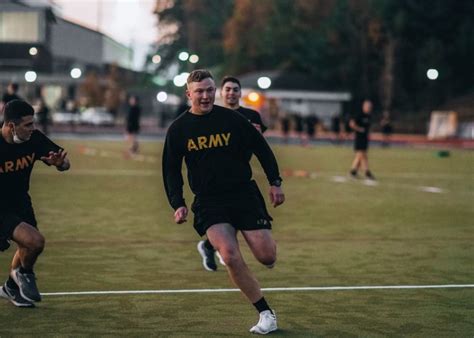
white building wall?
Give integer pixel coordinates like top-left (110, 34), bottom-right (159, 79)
top-left (50, 18), bottom-right (102, 66)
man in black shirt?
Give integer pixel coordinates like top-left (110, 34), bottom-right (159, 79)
top-left (0, 100), bottom-right (70, 308)
top-left (349, 99), bottom-right (375, 180)
top-left (0, 83), bottom-right (22, 123)
top-left (221, 76), bottom-right (267, 132)
top-left (163, 70), bottom-right (284, 334)
top-left (197, 76), bottom-right (269, 272)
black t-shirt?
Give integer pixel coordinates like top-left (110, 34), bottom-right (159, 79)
top-left (235, 107), bottom-right (267, 133)
top-left (163, 105), bottom-right (281, 210)
top-left (0, 130), bottom-right (62, 211)
top-left (126, 105), bottom-right (141, 131)
top-left (354, 112), bottom-right (371, 138)
top-left (1, 93), bottom-right (21, 104)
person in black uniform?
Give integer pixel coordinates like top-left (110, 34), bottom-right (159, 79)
top-left (1, 83), bottom-right (22, 123)
top-left (196, 76), bottom-right (269, 272)
top-left (349, 99), bottom-right (375, 180)
top-left (1, 83), bottom-right (21, 106)
top-left (0, 100), bottom-right (70, 308)
top-left (380, 110), bottom-right (393, 147)
top-left (125, 95), bottom-right (141, 154)
top-left (163, 70), bottom-right (284, 334)
top-left (221, 76), bottom-right (267, 132)
top-left (35, 98), bottom-right (50, 136)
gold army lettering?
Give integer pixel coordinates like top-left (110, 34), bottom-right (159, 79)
top-left (187, 133), bottom-right (231, 151)
top-left (0, 153), bottom-right (35, 174)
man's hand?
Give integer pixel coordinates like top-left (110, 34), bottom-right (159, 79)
top-left (269, 186), bottom-right (285, 208)
top-left (252, 123), bottom-right (262, 133)
top-left (174, 206), bottom-right (188, 224)
top-left (40, 149), bottom-right (69, 170)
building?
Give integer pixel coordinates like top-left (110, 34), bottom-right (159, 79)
top-left (237, 70), bottom-right (351, 129)
top-left (0, 0), bottom-right (135, 110)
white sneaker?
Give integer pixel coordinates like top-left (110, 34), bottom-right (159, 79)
top-left (249, 310), bottom-right (277, 334)
top-left (215, 250), bottom-right (226, 266)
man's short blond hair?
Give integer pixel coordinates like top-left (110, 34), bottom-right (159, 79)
top-left (187, 69), bottom-right (214, 84)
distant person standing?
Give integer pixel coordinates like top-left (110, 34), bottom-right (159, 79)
top-left (196, 76), bottom-right (269, 272)
top-left (380, 111), bottom-right (393, 147)
top-left (331, 114), bottom-right (342, 143)
top-left (1, 83), bottom-right (22, 119)
top-left (125, 95), bottom-right (141, 154)
top-left (304, 115), bottom-right (319, 145)
top-left (2, 83), bottom-right (22, 105)
top-left (280, 114), bottom-right (290, 143)
top-left (349, 99), bottom-right (375, 180)
top-left (293, 114), bottom-right (304, 144)
top-left (35, 98), bottom-right (50, 136)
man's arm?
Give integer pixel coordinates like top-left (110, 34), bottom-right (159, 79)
top-left (162, 130), bottom-right (186, 212)
top-left (242, 117), bottom-right (285, 207)
top-left (349, 119), bottom-right (364, 133)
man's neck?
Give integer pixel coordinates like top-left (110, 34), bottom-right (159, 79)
top-left (1, 126), bottom-right (13, 144)
top-left (225, 104), bottom-right (240, 110)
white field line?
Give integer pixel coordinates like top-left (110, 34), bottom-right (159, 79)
top-left (41, 284), bottom-right (474, 297)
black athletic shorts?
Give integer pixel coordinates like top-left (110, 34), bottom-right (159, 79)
top-left (354, 134), bottom-right (369, 151)
top-left (0, 205), bottom-right (37, 240)
top-left (191, 182), bottom-right (273, 237)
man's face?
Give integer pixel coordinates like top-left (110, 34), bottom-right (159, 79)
top-left (10, 115), bottom-right (35, 142)
top-left (221, 81), bottom-right (241, 108)
top-left (362, 100), bottom-right (373, 114)
top-left (186, 78), bottom-right (216, 114)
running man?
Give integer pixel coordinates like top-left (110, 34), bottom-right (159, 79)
top-left (349, 99), bottom-right (375, 180)
top-left (163, 70), bottom-right (284, 334)
top-left (0, 100), bottom-right (71, 307)
top-left (197, 75), bottom-right (269, 272)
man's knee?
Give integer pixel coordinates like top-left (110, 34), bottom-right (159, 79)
top-left (258, 253), bottom-right (276, 268)
top-left (255, 244), bottom-right (276, 267)
top-left (218, 247), bottom-right (242, 267)
top-left (23, 232), bottom-right (45, 254)
top-left (13, 223), bottom-right (45, 253)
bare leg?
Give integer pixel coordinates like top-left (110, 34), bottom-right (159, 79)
top-left (207, 223), bottom-right (263, 303)
top-left (11, 223), bottom-right (45, 271)
top-left (351, 152), bottom-right (362, 171)
top-left (360, 151), bottom-right (369, 172)
top-left (241, 229), bottom-right (276, 267)
top-left (10, 249), bottom-right (21, 271)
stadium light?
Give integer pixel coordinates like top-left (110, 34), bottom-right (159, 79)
top-left (173, 72), bottom-right (189, 87)
top-left (257, 76), bottom-right (271, 89)
top-left (178, 51), bottom-right (189, 61)
top-left (189, 54), bottom-right (199, 64)
top-left (427, 69), bottom-right (439, 80)
top-left (152, 54), bottom-right (161, 64)
top-left (70, 68), bottom-right (82, 79)
top-left (156, 91), bottom-right (168, 102)
top-left (29, 47), bottom-right (38, 56)
top-left (25, 71), bottom-right (37, 82)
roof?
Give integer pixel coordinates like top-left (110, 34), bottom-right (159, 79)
top-left (237, 70), bottom-right (349, 92)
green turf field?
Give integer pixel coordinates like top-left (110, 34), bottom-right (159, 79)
top-left (1, 140), bottom-right (473, 336)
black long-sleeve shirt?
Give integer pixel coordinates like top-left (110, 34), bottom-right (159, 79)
top-left (162, 105), bottom-right (281, 210)
top-left (236, 106), bottom-right (268, 133)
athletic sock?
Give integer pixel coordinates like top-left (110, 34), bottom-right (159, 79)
top-left (6, 276), bottom-right (18, 289)
top-left (204, 239), bottom-right (214, 251)
top-left (253, 297), bottom-right (272, 313)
